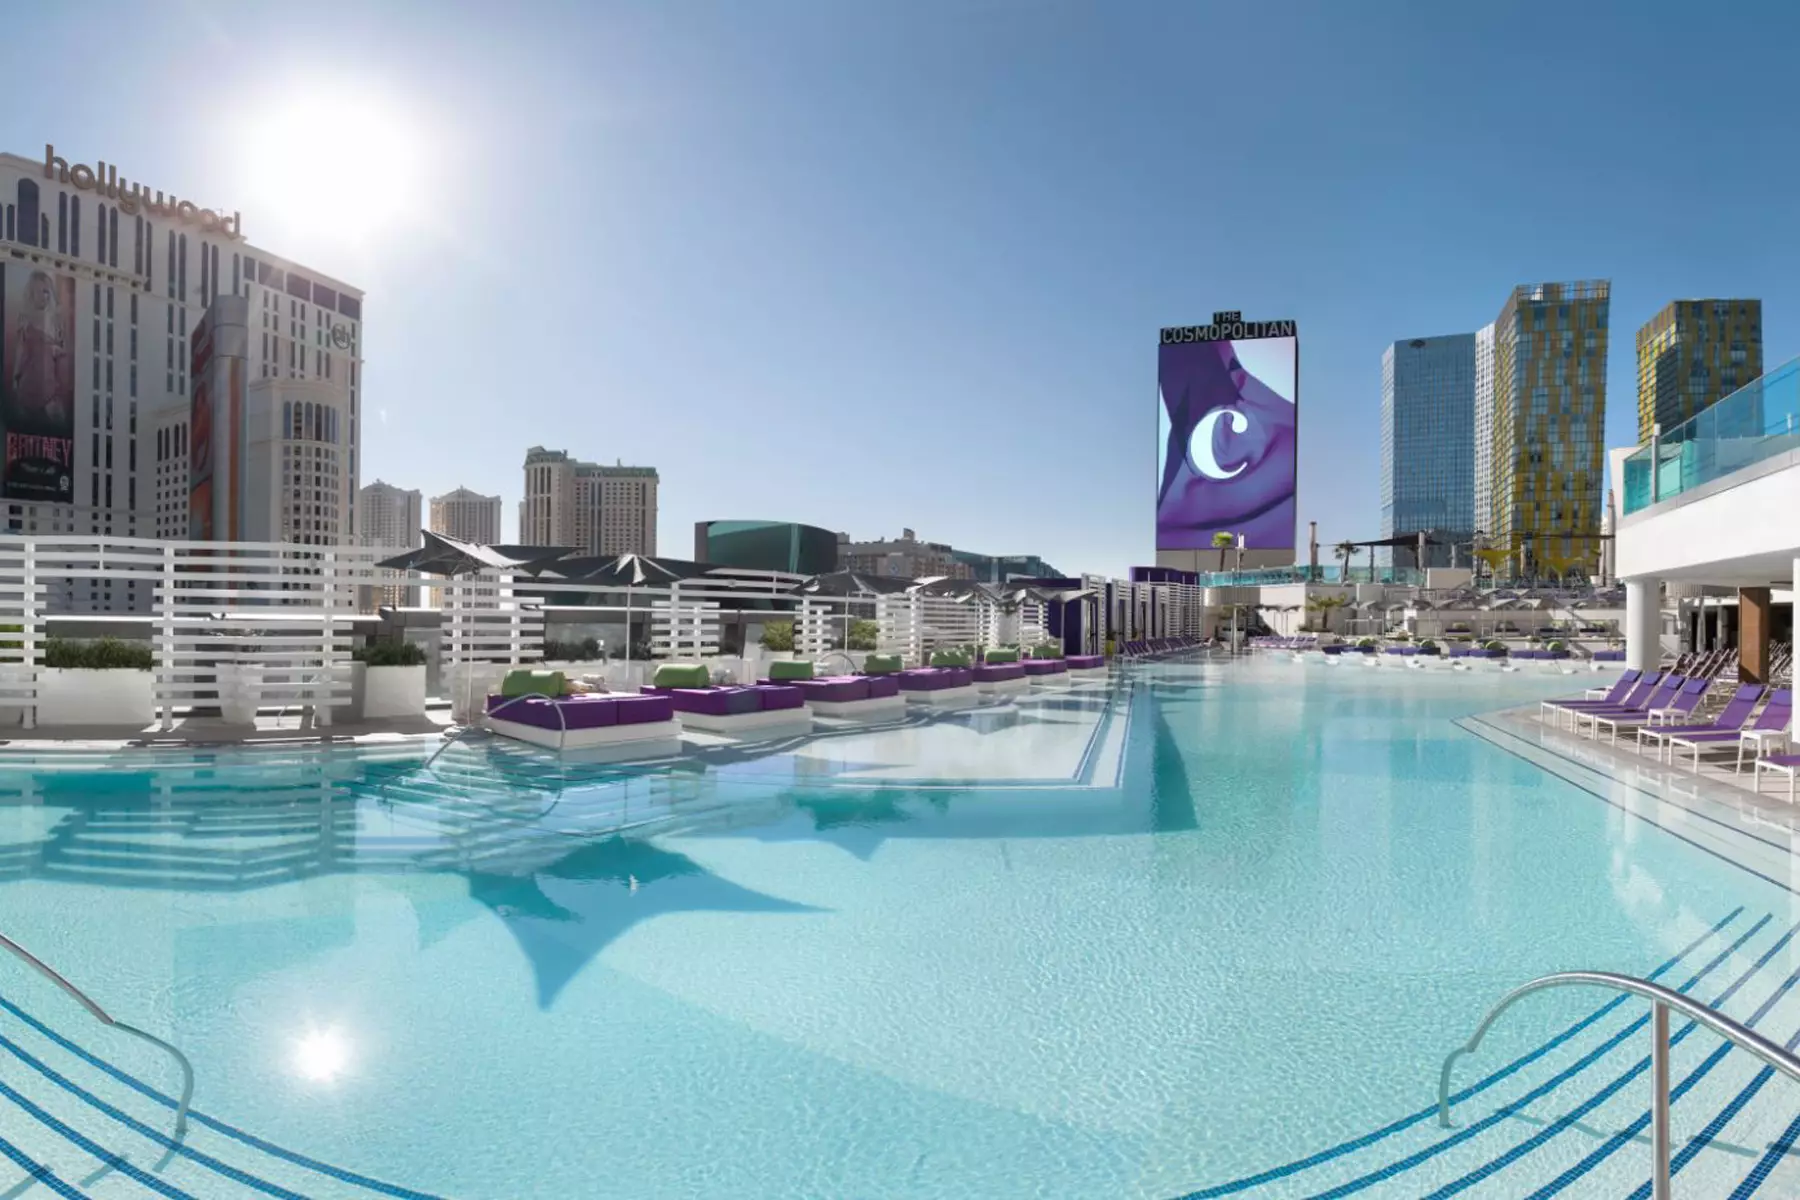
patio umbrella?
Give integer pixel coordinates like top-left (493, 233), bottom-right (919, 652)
top-left (535, 553), bottom-right (715, 666)
top-left (375, 531), bottom-right (575, 577)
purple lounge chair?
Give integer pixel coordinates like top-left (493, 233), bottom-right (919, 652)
top-left (1666, 688), bottom-right (1792, 775)
top-left (1636, 683), bottom-right (1763, 764)
top-left (1569, 674), bottom-right (1684, 738)
top-left (1588, 677), bottom-right (1709, 745)
top-left (1541, 668), bottom-right (1643, 725)
top-left (1547, 671), bottom-right (1664, 730)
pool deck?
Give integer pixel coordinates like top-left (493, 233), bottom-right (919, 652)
top-left (0, 710), bottom-right (453, 752)
top-left (1473, 700), bottom-right (1800, 867)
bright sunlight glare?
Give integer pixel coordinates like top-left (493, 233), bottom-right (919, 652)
top-left (291, 1025), bottom-right (353, 1083)
top-left (235, 86), bottom-right (432, 245)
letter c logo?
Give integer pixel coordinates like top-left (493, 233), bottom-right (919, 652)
top-left (1190, 408), bottom-right (1250, 480)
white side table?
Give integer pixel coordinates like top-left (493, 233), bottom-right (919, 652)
top-left (1739, 730), bottom-right (1789, 774)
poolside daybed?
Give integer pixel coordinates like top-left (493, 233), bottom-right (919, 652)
top-left (484, 669), bottom-right (682, 758)
top-left (641, 663), bottom-right (812, 735)
top-left (896, 666), bottom-right (979, 707)
top-left (755, 660), bottom-right (904, 719)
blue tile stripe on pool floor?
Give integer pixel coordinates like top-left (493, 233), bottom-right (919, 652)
top-left (0, 994), bottom-right (443, 1199)
top-left (0, 1074), bottom-right (197, 1199)
top-left (1304, 913), bottom-right (1775, 1199)
top-left (0, 1025), bottom-right (309, 1199)
top-left (1495, 926), bottom-right (1800, 1197)
top-left (0, 1130), bottom-right (87, 1200)
top-left (1171, 907), bottom-right (1744, 1198)
top-left (1731, 1109), bottom-right (1800, 1198)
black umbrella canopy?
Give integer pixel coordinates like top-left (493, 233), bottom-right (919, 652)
top-left (790, 571), bottom-right (914, 598)
top-left (375, 531), bottom-right (576, 576)
top-left (538, 553), bottom-right (709, 587)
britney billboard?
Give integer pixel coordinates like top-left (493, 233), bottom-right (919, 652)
top-left (1156, 315), bottom-right (1297, 553)
top-left (0, 264), bottom-right (76, 504)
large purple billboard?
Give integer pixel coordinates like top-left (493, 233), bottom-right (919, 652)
top-left (1156, 316), bottom-right (1297, 552)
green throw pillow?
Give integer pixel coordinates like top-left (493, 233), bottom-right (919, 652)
top-left (931, 650), bottom-right (971, 668)
top-left (984, 647), bottom-right (1020, 664)
top-left (863, 654), bottom-right (903, 675)
top-left (768, 660), bottom-right (815, 681)
top-left (652, 663), bottom-right (712, 689)
top-left (502, 669), bottom-right (566, 698)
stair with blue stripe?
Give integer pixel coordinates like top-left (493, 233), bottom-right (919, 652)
top-left (1174, 906), bottom-right (1800, 1198)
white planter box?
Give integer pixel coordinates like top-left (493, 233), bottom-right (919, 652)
top-left (216, 663), bottom-right (262, 724)
top-left (363, 665), bottom-right (426, 719)
top-left (36, 668), bottom-right (154, 727)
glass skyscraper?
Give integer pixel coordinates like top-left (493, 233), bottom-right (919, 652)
top-left (1635, 299), bottom-right (1762, 442)
top-left (1489, 280), bottom-right (1611, 578)
top-left (1379, 333), bottom-right (1476, 567)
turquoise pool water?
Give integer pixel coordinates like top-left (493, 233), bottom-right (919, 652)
top-left (3, 659), bottom-right (1800, 1197)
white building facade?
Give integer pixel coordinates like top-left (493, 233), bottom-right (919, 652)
top-left (0, 144), bottom-right (364, 611)
top-left (520, 446), bottom-right (657, 556)
top-left (430, 486), bottom-right (503, 545)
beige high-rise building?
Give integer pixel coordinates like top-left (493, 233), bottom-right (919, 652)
top-left (429, 486), bottom-right (503, 545)
top-left (357, 479), bottom-right (422, 610)
top-left (520, 446), bottom-right (657, 556)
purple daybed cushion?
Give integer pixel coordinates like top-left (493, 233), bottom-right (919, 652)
top-left (972, 663), bottom-right (1026, 683)
top-left (613, 694), bottom-right (674, 724)
top-left (1023, 659), bottom-right (1067, 675)
top-left (487, 693), bottom-right (676, 731)
top-left (642, 686), bottom-right (762, 716)
top-left (897, 667), bottom-right (972, 691)
top-left (864, 674), bottom-right (900, 699)
top-left (765, 676), bottom-right (869, 703)
top-left (751, 684), bottom-right (805, 711)
top-left (1066, 655), bottom-right (1104, 669)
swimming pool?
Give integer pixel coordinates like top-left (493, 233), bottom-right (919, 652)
top-left (3, 659), bottom-right (1800, 1197)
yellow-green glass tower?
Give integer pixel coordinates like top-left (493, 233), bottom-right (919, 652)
top-left (1488, 280), bottom-right (1610, 580)
top-left (1635, 299), bottom-right (1762, 443)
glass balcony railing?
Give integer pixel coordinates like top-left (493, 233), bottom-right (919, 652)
top-left (1622, 355), bottom-right (1800, 516)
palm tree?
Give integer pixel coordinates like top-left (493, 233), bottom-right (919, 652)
top-left (1305, 594), bottom-right (1348, 633)
top-left (1334, 540), bottom-right (1357, 582)
top-left (1211, 530), bottom-right (1235, 574)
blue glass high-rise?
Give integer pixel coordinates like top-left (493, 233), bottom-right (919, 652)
top-left (1379, 334), bottom-right (1475, 567)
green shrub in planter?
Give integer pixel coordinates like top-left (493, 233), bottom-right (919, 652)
top-left (759, 621), bottom-right (795, 652)
top-left (43, 637), bottom-right (153, 670)
top-left (353, 641), bottom-right (427, 667)
top-left (846, 620), bottom-right (879, 651)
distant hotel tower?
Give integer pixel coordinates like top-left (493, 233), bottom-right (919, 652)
top-left (1635, 299), bottom-right (1762, 442)
top-left (1379, 333), bottom-right (1475, 568)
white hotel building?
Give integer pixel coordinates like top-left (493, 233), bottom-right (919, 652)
top-left (0, 145), bottom-right (364, 612)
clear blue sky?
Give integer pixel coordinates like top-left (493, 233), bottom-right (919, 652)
top-left (7, 1), bottom-right (1799, 577)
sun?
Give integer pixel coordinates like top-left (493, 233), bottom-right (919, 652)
top-left (234, 84), bottom-right (434, 247)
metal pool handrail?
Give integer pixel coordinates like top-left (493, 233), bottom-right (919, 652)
top-left (0, 930), bottom-right (194, 1147)
top-left (422, 690), bottom-right (568, 769)
top-left (1438, 970), bottom-right (1800, 1199)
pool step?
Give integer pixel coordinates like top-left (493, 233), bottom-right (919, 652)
top-left (1178, 908), bottom-right (1800, 1198)
top-left (0, 989), bottom-right (439, 1199)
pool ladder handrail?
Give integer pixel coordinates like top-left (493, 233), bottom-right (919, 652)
top-left (420, 690), bottom-right (569, 770)
top-left (1438, 969), bottom-right (1800, 1200)
top-left (0, 930), bottom-right (194, 1150)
